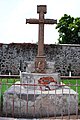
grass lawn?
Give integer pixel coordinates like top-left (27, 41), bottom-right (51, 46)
top-left (0, 78), bottom-right (20, 110)
top-left (0, 78), bottom-right (20, 94)
top-left (62, 79), bottom-right (80, 105)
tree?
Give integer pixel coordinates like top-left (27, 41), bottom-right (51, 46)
top-left (56, 14), bottom-right (80, 44)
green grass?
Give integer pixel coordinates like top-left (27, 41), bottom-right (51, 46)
top-left (62, 79), bottom-right (80, 104)
top-left (0, 78), bottom-right (20, 106)
top-left (0, 78), bottom-right (20, 95)
top-left (0, 78), bottom-right (20, 109)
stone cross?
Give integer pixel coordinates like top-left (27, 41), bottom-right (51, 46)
top-left (26, 5), bottom-right (57, 73)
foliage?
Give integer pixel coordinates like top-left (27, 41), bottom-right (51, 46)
top-left (56, 14), bottom-right (80, 44)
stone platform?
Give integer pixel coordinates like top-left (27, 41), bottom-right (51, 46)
top-left (3, 81), bottom-right (78, 118)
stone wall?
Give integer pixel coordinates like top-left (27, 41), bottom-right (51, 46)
top-left (0, 43), bottom-right (80, 76)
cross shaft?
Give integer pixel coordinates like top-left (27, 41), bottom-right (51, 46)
top-left (26, 5), bottom-right (57, 73)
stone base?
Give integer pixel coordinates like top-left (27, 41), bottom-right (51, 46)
top-left (3, 82), bottom-right (78, 118)
top-left (26, 61), bottom-right (55, 73)
top-left (21, 72), bottom-right (60, 90)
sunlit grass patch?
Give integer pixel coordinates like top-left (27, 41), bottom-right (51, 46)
top-left (62, 79), bottom-right (80, 104)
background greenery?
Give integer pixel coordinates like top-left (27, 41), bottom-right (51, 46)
top-left (56, 14), bottom-right (80, 44)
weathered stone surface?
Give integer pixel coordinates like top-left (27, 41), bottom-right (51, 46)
top-left (21, 72), bottom-right (60, 90)
top-left (3, 81), bottom-right (78, 118)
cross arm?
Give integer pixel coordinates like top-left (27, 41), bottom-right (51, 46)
top-left (26, 19), bottom-right (39, 24)
top-left (26, 19), bottom-right (57, 24)
top-left (45, 19), bottom-right (57, 24)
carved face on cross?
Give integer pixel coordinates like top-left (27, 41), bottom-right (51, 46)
top-left (26, 5), bottom-right (57, 73)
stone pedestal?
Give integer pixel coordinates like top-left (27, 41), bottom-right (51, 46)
top-left (3, 81), bottom-right (78, 118)
top-left (21, 60), bottom-right (60, 91)
top-left (21, 72), bottom-right (60, 90)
